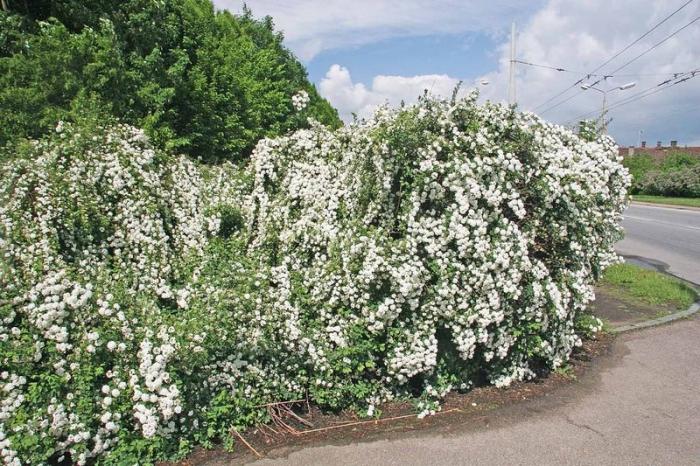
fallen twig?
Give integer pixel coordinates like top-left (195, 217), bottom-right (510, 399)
top-left (297, 408), bottom-right (464, 435)
top-left (230, 427), bottom-right (262, 458)
top-left (279, 404), bottom-right (314, 427)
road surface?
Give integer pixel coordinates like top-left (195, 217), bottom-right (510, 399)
top-left (618, 203), bottom-right (700, 284)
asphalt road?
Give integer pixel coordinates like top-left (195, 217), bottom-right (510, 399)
top-left (618, 203), bottom-right (700, 284)
top-left (255, 317), bottom-right (700, 466)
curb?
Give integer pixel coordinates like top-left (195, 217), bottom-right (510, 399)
top-left (609, 256), bottom-right (700, 333)
top-left (629, 200), bottom-right (700, 212)
top-left (611, 300), bottom-right (700, 333)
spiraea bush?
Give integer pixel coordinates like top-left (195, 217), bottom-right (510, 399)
top-left (0, 121), bottom-right (251, 464)
top-left (246, 91), bottom-right (627, 414)
top-left (0, 92), bottom-right (628, 464)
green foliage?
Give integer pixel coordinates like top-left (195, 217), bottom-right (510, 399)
top-left (0, 1), bottom-right (341, 163)
top-left (638, 164), bottom-right (700, 198)
top-left (577, 119), bottom-right (600, 142)
top-left (660, 152), bottom-right (700, 171)
top-left (629, 195), bottom-right (700, 208)
top-left (573, 314), bottom-right (604, 340)
top-left (622, 154), bottom-right (655, 194)
top-left (623, 152), bottom-right (700, 197)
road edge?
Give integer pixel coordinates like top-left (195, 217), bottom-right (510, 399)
top-left (612, 299), bottom-right (700, 333)
top-left (629, 200), bottom-right (700, 212)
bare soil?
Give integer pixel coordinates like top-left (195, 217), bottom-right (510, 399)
top-left (591, 284), bottom-right (678, 327)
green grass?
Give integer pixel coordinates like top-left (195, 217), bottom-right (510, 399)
top-left (553, 364), bottom-right (576, 380)
top-left (630, 195), bottom-right (700, 208)
top-left (600, 263), bottom-right (696, 309)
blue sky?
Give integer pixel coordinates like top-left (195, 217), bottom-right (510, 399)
top-left (305, 33), bottom-right (499, 85)
top-left (215, 0), bottom-right (700, 146)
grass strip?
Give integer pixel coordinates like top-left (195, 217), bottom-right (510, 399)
top-left (630, 195), bottom-right (700, 208)
top-left (600, 263), bottom-right (696, 309)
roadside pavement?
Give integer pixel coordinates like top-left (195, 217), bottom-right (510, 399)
top-left (254, 315), bottom-right (700, 466)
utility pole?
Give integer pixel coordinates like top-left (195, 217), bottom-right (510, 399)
top-left (601, 91), bottom-right (608, 133)
top-left (508, 22), bottom-right (516, 106)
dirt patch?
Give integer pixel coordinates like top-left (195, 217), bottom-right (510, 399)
top-left (591, 285), bottom-right (678, 327)
top-left (162, 334), bottom-right (614, 466)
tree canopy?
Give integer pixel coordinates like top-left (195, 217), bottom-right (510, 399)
top-left (0, 0), bottom-right (341, 162)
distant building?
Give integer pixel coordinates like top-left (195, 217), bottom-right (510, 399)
top-left (619, 141), bottom-right (700, 158)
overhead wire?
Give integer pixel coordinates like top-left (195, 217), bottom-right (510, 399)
top-left (539, 14), bottom-right (700, 115)
top-left (564, 69), bottom-right (700, 124)
top-left (512, 59), bottom-right (697, 78)
top-left (531, 0), bottom-right (696, 113)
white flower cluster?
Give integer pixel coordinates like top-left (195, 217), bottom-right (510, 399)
top-left (292, 90), bottom-right (310, 111)
top-left (0, 92), bottom-right (629, 464)
top-left (247, 91), bottom-right (629, 408)
top-left (0, 123), bottom-right (242, 464)
top-left (130, 328), bottom-right (182, 438)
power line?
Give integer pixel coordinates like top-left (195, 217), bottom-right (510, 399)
top-left (565, 69), bottom-right (699, 124)
top-left (602, 73), bottom-right (697, 113)
top-left (567, 76), bottom-right (685, 123)
top-left (512, 59), bottom-right (698, 78)
top-left (606, 15), bottom-right (700, 75)
top-left (532, 0), bottom-right (696, 112)
top-left (540, 13), bottom-right (699, 115)
top-left (538, 12), bottom-right (699, 116)
top-left (576, 69), bottom-right (699, 121)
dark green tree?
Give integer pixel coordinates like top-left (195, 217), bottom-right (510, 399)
top-left (0, 0), bottom-right (340, 162)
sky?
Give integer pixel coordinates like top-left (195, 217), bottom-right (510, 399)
top-left (214, 0), bottom-right (700, 146)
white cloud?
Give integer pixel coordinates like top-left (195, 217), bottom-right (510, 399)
top-left (319, 65), bottom-right (463, 121)
top-left (215, 0), bottom-right (534, 60)
top-left (217, 0), bottom-right (700, 145)
top-left (478, 0), bottom-right (700, 145)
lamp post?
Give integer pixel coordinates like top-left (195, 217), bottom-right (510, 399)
top-left (580, 81), bottom-right (636, 133)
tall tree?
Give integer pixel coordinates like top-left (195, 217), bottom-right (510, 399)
top-left (0, 0), bottom-right (340, 162)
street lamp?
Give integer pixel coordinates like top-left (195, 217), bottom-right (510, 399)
top-left (580, 81), bottom-right (636, 133)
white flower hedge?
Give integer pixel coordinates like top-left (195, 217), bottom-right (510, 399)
top-left (0, 93), bottom-right (628, 465)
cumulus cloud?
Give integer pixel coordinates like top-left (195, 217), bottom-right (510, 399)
top-left (217, 0), bottom-right (700, 144)
top-left (319, 65), bottom-right (464, 121)
top-left (478, 0), bottom-right (700, 144)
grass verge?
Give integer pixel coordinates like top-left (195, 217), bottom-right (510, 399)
top-left (630, 195), bottom-right (700, 208)
top-left (600, 263), bottom-right (696, 309)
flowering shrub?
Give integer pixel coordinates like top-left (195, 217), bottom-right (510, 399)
top-left (0, 92), bottom-right (629, 464)
top-left (0, 122), bottom-right (248, 464)
top-left (623, 152), bottom-right (700, 197)
top-left (637, 164), bottom-right (700, 198)
top-left (246, 91), bottom-right (629, 410)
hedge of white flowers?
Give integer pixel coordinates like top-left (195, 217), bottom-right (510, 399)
top-left (0, 92), bottom-right (628, 465)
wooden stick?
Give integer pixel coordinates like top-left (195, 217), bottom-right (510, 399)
top-left (269, 407), bottom-right (300, 435)
top-left (261, 423), bottom-right (279, 435)
top-left (256, 398), bottom-right (307, 408)
top-left (230, 428), bottom-right (262, 458)
top-left (297, 408), bottom-right (463, 435)
top-left (280, 404), bottom-right (314, 427)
